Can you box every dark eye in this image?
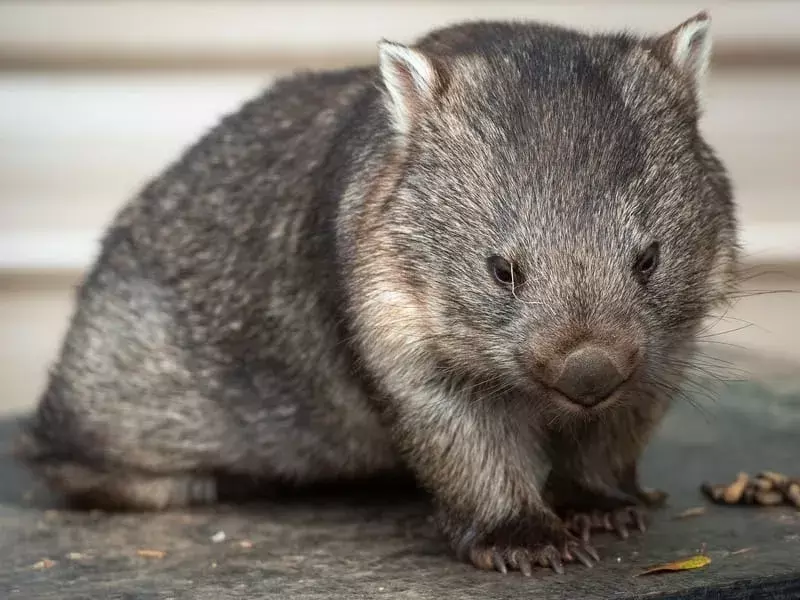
[635,242,660,282]
[487,255,516,287]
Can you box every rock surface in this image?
[2,377,800,599]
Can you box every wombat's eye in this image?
[635,242,660,282]
[487,255,516,287]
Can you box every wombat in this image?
[17,11,738,575]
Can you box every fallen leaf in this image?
[674,507,706,519]
[136,549,166,559]
[32,559,56,569]
[637,554,711,576]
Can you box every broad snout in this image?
[538,343,640,407]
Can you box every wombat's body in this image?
[18,14,738,574]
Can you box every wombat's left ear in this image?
[650,11,712,95]
[378,40,445,136]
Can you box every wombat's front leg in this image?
[545,469,653,542]
[436,507,599,575]
[545,404,669,542]
[391,386,598,574]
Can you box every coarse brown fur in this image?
[16,13,738,575]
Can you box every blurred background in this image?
[0,1,798,416]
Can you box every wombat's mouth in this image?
[546,384,628,412]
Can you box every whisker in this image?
[697,322,755,339]
[728,288,798,299]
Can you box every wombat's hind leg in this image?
[15,431,218,511]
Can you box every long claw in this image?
[632,508,647,532]
[549,554,565,575]
[612,512,630,540]
[492,550,507,574]
[584,543,600,562]
[572,547,595,568]
[575,514,592,543]
[518,555,533,577]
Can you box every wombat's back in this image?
[16,65,402,509]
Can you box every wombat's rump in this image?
[17,12,738,575]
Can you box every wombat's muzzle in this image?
[547,344,640,407]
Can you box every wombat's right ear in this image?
[378,40,443,135]
[650,11,712,100]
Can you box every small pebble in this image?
[723,472,749,504]
[755,490,784,506]
[759,471,789,487]
[32,559,55,569]
[786,483,800,509]
[238,540,254,549]
[136,549,166,559]
[210,531,227,543]
[751,476,774,492]
[702,471,800,508]
[66,552,85,560]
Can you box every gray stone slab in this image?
[2,378,799,599]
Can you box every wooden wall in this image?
[0,1,798,412]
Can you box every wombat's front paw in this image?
[563,506,647,542]
[455,521,599,575]
[564,484,668,541]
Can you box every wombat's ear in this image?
[378,40,443,135]
[650,11,712,97]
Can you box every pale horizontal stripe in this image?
[2,68,798,230]
[0,224,798,273]
[0,72,272,140]
[0,1,798,65]
[1,70,798,142]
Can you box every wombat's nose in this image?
[552,346,629,406]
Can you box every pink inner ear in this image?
[394,64,417,99]
[682,27,706,65]
[386,54,433,123]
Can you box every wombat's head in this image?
[365,13,738,413]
